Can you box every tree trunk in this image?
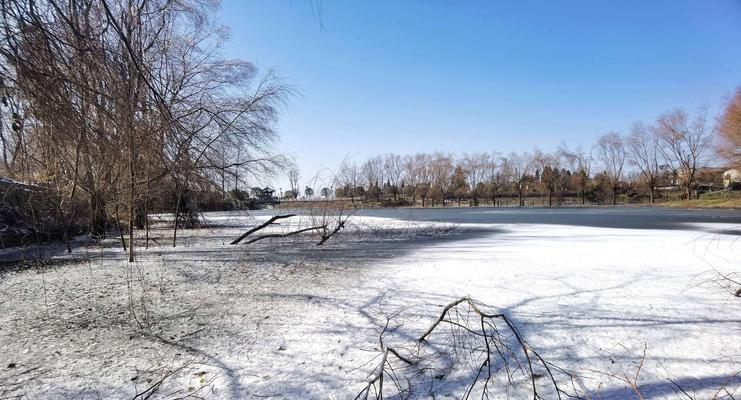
[128,185,134,262]
[144,174,150,249]
[127,123,135,262]
[612,187,618,205]
[114,198,127,252]
[173,185,182,247]
[89,190,107,238]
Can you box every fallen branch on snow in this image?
[231,211,350,246]
[355,296,581,400]
[230,214,296,244]
[241,225,327,245]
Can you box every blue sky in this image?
[217,1,741,190]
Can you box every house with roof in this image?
[723,169,741,190]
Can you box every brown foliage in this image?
[717,88,741,169]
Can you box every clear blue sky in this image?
[217,0,741,190]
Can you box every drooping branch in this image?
[230,214,296,244]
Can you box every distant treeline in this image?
[297,97,741,207]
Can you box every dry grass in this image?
[659,196,741,209]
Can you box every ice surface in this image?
[0,211,738,399]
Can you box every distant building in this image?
[249,186,277,202]
[723,169,741,189]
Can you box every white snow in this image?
[0,211,739,399]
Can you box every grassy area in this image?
[659,191,741,208]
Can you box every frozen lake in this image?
[357,206,741,230]
[1,208,739,399]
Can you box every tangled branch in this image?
[355,297,581,400]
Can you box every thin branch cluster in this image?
[356,297,582,400]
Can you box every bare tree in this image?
[339,162,361,202]
[463,152,489,206]
[288,166,301,200]
[627,122,661,203]
[484,152,502,206]
[416,153,433,207]
[595,132,626,205]
[362,156,384,201]
[450,163,468,205]
[383,153,403,201]
[558,144,592,205]
[533,150,561,206]
[428,152,452,206]
[401,155,418,204]
[503,151,532,207]
[655,108,711,200]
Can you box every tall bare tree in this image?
[383,153,403,201]
[338,162,361,202]
[432,153,455,206]
[558,144,592,205]
[595,132,626,205]
[533,150,561,206]
[288,166,301,199]
[463,152,489,206]
[414,154,432,207]
[503,151,532,207]
[655,108,710,200]
[362,156,383,201]
[401,154,417,203]
[484,152,502,206]
[626,122,661,203]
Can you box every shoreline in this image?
[276,199,741,211]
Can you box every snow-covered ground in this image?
[0,211,739,399]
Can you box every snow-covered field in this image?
[0,210,739,399]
